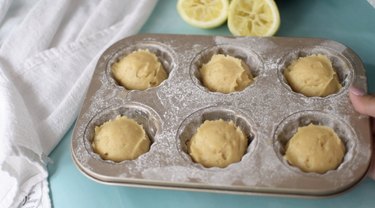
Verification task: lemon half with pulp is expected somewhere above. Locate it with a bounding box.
[228,0,280,36]
[177,0,229,29]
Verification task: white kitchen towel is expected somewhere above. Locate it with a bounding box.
[368,0,375,8]
[0,0,157,207]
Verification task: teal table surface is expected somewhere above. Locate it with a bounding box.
[48,0,375,207]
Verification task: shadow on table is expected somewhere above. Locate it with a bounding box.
[364,63,375,93]
[276,0,318,36]
[47,123,75,176]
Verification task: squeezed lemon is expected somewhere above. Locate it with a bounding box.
[228,0,280,36]
[177,0,229,29]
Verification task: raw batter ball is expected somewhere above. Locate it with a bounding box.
[187,119,248,168]
[199,54,254,93]
[112,49,167,90]
[284,124,345,173]
[92,115,150,162]
[283,54,342,97]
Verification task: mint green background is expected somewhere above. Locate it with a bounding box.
[48,0,375,207]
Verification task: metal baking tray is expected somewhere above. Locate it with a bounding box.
[71,34,372,197]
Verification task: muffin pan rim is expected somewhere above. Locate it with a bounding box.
[277,46,354,99]
[104,40,177,91]
[176,105,259,171]
[189,44,264,95]
[82,102,162,165]
[273,109,357,176]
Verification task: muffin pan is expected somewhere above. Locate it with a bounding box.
[71,34,372,197]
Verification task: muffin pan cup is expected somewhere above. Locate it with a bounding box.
[71,34,372,197]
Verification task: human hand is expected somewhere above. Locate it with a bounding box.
[349,86,375,179]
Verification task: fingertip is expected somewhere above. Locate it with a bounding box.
[368,150,375,180]
[349,87,364,113]
[349,86,365,96]
[349,90,375,117]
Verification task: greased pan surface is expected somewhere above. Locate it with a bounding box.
[71,34,372,197]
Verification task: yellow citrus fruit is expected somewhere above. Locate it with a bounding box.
[177,0,229,29]
[228,0,280,36]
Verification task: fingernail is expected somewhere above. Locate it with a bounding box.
[349,86,365,96]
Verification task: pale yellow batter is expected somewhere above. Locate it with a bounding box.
[199,54,254,93]
[283,54,342,97]
[92,115,150,162]
[112,49,167,90]
[187,119,248,168]
[284,124,345,173]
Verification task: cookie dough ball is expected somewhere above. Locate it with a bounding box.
[284,54,342,97]
[92,115,150,162]
[199,54,254,94]
[284,124,345,173]
[112,49,167,90]
[187,119,248,168]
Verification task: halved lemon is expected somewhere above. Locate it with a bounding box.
[177,0,229,29]
[228,0,280,36]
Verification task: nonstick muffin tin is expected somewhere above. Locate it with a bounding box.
[71,34,372,197]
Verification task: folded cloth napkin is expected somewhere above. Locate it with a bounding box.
[0,0,157,207]
[369,0,375,8]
